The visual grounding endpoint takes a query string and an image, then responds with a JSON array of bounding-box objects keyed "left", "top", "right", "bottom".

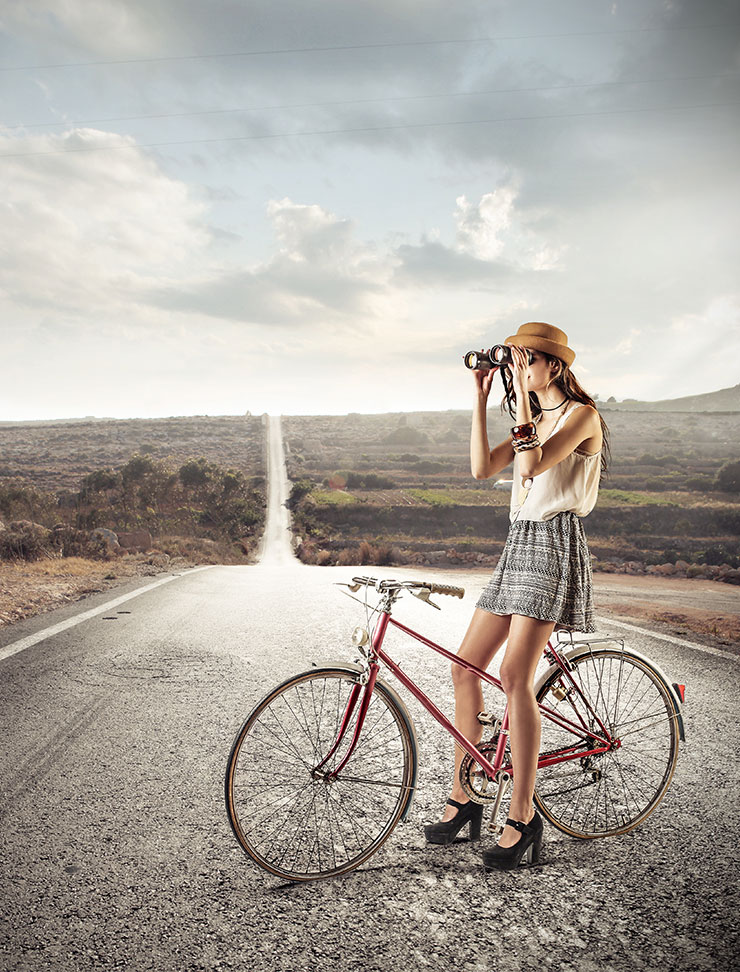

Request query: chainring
[{"left": 459, "top": 741, "right": 503, "bottom": 804}]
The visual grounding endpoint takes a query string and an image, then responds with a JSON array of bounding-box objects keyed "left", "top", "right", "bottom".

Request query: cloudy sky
[{"left": 1, "top": 0, "right": 739, "bottom": 420}]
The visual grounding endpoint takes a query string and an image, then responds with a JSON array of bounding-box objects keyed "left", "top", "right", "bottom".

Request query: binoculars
[{"left": 463, "top": 345, "right": 535, "bottom": 370}]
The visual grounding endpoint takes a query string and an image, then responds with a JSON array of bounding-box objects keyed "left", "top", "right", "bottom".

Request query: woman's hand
[
  {"left": 508, "top": 345, "right": 530, "bottom": 397},
  {"left": 472, "top": 350, "right": 498, "bottom": 399}
]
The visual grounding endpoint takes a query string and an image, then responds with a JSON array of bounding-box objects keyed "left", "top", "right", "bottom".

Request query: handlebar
[{"left": 348, "top": 576, "right": 465, "bottom": 599}]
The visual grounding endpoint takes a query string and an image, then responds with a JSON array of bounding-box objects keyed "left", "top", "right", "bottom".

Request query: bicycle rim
[
  {"left": 226, "top": 668, "right": 414, "bottom": 881},
  {"left": 534, "top": 648, "right": 679, "bottom": 838}
]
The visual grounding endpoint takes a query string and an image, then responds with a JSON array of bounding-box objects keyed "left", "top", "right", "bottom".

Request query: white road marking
[
  {"left": 0, "top": 566, "right": 216, "bottom": 663},
  {"left": 597, "top": 615, "right": 739, "bottom": 662}
]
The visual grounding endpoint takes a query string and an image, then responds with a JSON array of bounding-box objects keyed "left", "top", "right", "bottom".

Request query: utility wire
[
  {"left": 0, "top": 23, "right": 729, "bottom": 72},
  {"left": 1, "top": 99, "right": 737, "bottom": 160},
  {"left": 8, "top": 72, "right": 738, "bottom": 131}
]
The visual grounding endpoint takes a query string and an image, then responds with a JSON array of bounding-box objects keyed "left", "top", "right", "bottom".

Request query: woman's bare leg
[
  {"left": 440, "top": 608, "right": 511, "bottom": 822},
  {"left": 496, "top": 614, "right": 555, "bottom": 846}
]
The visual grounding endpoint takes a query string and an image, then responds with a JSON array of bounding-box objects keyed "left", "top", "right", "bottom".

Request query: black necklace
[{"left": 540, "top": 398, "right": 568, "bottom": 412}]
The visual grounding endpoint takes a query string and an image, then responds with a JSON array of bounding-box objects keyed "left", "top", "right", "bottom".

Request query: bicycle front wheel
[
  {"left": 225, "top": 667, "right": 416, "bottom": 881},
  {"left": 534, "top": 647, "right": 679, "bottom": 838}
]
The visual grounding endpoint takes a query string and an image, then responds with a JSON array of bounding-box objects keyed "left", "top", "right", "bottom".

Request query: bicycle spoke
[
  {"left": 226, "top": 670, "right": 413, "bottom": 879},
  {"left": 535, "top": 649, "right": 679, "bottom": 837}
]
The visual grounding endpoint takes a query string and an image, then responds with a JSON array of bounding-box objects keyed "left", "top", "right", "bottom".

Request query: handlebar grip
[{"left": 427, "top": 582, "right": 465, "bottom": 598}]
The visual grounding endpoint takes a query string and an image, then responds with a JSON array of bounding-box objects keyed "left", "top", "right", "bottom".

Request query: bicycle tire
[
  {"left": 225, "top": 666, "right": 416, "bottom": 881},
  {"left": 534, "top": 647, "right": 679, "bottom": 838}
]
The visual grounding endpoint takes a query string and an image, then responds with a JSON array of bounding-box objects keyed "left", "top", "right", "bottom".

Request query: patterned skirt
[{"left": 476, "top": 512, "right": 595, "bottom": 632}]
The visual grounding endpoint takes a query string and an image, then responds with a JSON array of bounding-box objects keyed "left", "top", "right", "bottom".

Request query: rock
[
  {"left": 720, "top": 568, "right": 740, "bottom": 585},
  {"left": 675, "top": 560, "right": 690, "bottom": 571},
  {"left": 91, "top": 528, "right": 121, "bottom": 556},
  {"left": 117, "top": 529, "right": 153, "bottom": 552},
  {"left": 91, "top": 527, "right": 119, "bottom": 545}
]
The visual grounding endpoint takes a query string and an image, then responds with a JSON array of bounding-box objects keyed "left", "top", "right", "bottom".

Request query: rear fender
[{"left": 535, "top": 644, "right": 686, "bottom": 743}]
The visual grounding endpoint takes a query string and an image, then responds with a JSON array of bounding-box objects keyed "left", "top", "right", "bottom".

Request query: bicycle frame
[{"left": 316, "top": 603, "right": 616, "bottom": 786}]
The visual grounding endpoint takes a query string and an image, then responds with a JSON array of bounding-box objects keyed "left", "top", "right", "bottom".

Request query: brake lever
[{"left": 411, "top": 588, "right": 441, "bottom": 610}]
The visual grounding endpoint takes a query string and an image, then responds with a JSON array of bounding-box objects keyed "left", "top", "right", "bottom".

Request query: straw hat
[{"left": 505, "top": 322, "right": 575, "bottom": 366}]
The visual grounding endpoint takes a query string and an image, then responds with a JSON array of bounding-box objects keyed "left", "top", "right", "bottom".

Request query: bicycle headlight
[{"left": 351, "top": 626, "right": 370, "bottom": 647}]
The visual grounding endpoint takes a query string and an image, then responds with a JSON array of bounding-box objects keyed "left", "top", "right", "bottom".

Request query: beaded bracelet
[{"left": 512, "top": 435, "right": 541, "bottom": 453}]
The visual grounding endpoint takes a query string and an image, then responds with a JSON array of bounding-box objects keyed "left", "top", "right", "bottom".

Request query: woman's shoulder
[{"left": 565, "top": 401, "right": 600, "bottom": 425}]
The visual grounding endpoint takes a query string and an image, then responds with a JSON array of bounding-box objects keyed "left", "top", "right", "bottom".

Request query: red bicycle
[{"left": 225, "top": 576, "right": 685, "bottom": 882}]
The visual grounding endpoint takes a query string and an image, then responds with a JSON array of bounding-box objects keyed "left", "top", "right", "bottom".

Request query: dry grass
[
  {"left": 11, "top": 556, "right": 113, "bottom": 578},
  {"left": 0, "top": 555, "right": 168, "bottom": 628}
]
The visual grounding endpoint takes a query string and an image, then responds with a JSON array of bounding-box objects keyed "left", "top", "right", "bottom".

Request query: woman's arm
[
  {"left": 508, "top": 344, "right": 602, "bottom": 477},
  {"left": 470, "top": 365, "right": 515, "bottom": 479},
  {"left": 516, "top": 405, "right": 601, "bottom": 477}
]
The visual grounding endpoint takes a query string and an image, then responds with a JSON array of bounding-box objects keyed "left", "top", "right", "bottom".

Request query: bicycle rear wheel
[
  {"left": 225, "top": 666, "right": 416, "bottom": 881},
  {"left": 534, "top": 647, "right": 679, "bottom": 838}
]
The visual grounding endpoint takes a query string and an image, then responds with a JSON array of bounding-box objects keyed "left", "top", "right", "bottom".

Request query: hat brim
[{"left": 504, "top": 334, "right": 575, "bottom": 366}]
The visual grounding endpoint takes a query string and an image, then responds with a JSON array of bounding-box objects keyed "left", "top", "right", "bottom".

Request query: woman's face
[{"left": 519, "top": 349, "right": 555, "bottom": 392}]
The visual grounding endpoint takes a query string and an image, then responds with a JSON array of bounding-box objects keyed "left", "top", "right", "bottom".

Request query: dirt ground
[
  {"left": 592, "top": 571, "right": 740, "bottom": 649},
  {"left": 0, "top": 556, "right": 186, "bottom": 628},
  {"left": 1, "top": 559, "right": 738, "bottom": 650}
]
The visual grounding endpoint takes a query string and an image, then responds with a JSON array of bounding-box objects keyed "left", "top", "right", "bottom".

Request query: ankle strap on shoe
[
  {"left": 504, "top": 817, "right": 528, "bottom": 833},
  {"left": 447, "top": 798, "right": 468, "bottom": 810}
]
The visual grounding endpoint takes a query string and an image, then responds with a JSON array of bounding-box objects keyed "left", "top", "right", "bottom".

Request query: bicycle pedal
[{"left": 477, "top": 711, "right": 495, "bottom": 726}]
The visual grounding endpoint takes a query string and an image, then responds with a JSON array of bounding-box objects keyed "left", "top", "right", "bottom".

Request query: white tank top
[{"left": 509, "top": 402, "right": 601, "bottom": 523}]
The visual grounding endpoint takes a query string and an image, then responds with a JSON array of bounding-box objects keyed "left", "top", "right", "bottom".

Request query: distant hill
[{"left": 603, "top": 383, "right": 740, "bottom": 413}]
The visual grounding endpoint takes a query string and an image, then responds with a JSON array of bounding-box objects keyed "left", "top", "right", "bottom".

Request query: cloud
[
  {"left": 394, "top": 184, "right": 564, "bottom": 287},
  {"left": 0, "top": 128, "right": 209, "bottom": 318},
  {"left": 455, "top": 187, "right": 566, "bottom": 269},
  {"left": 151, "top": 196, "right": 396, "bottom": 326},
  {"left": 578, "top": 295, "right": 740, "bottom": 401},
  {"left": 151, "top": 185, "right": 562, "bottom": 326},
  {"left": 455, "top": 186, "right": 515, "bottom": 261}
]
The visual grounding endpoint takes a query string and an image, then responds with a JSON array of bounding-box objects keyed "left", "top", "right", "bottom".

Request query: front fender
[{"left": 312, "top": 659, "right": 419, "bottom": 819}]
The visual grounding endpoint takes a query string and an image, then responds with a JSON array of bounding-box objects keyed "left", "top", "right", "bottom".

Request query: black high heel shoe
[
  {"left": 424, "top": 798, "right": 483, "bottom": 845},
  {"left": 482, "top": 809, "right": 543, "bottom": 870}
]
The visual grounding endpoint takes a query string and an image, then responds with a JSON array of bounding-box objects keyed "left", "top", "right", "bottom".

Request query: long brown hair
[{"left": 500, "top": 354, "right": 610, "bottom": 479}]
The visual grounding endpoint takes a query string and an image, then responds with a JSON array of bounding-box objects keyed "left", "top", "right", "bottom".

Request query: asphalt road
[{"left": 1, "top": 557, "right": 739, "bottom": 972}]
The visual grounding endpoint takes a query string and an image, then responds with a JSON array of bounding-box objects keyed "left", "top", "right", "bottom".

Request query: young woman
[{"left": 424, "top": 321, "right": 609, "bottom": 869}]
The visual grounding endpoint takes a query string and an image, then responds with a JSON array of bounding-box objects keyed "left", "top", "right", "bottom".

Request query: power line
[
  {"left": 1, "top": 99, "right": 737, "bottom": 160},
  {"left": 0, "top": 23, "right": 729, "bottom": 72},
  {"left": 8, "top": 72, "right": 738, "bottom": 131}
]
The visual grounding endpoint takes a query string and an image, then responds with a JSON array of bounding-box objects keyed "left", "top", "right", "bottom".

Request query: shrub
[
  {"left": 684, "top": 476, "right": 714, "bottom": 491},
  {"left": 287, "top": 479, "right": 314, "bottom": 509},
  {"left": 0, "top": 522, "right": 50, "bottom": 561},
  {"left": 344, "top": 472, "right": 397, "bottom": 489},
  {"left": 0, "top": 480, "right": 57, "bottom": 524},
  {"left": 48, "top": 526, "right": 109, "bottom": 560},
  {"left": 699, "top": 544, "right": 738, "bottom": 568},
  {"left": 715, "top": 460, "right": 740, "bottom": 493}
]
